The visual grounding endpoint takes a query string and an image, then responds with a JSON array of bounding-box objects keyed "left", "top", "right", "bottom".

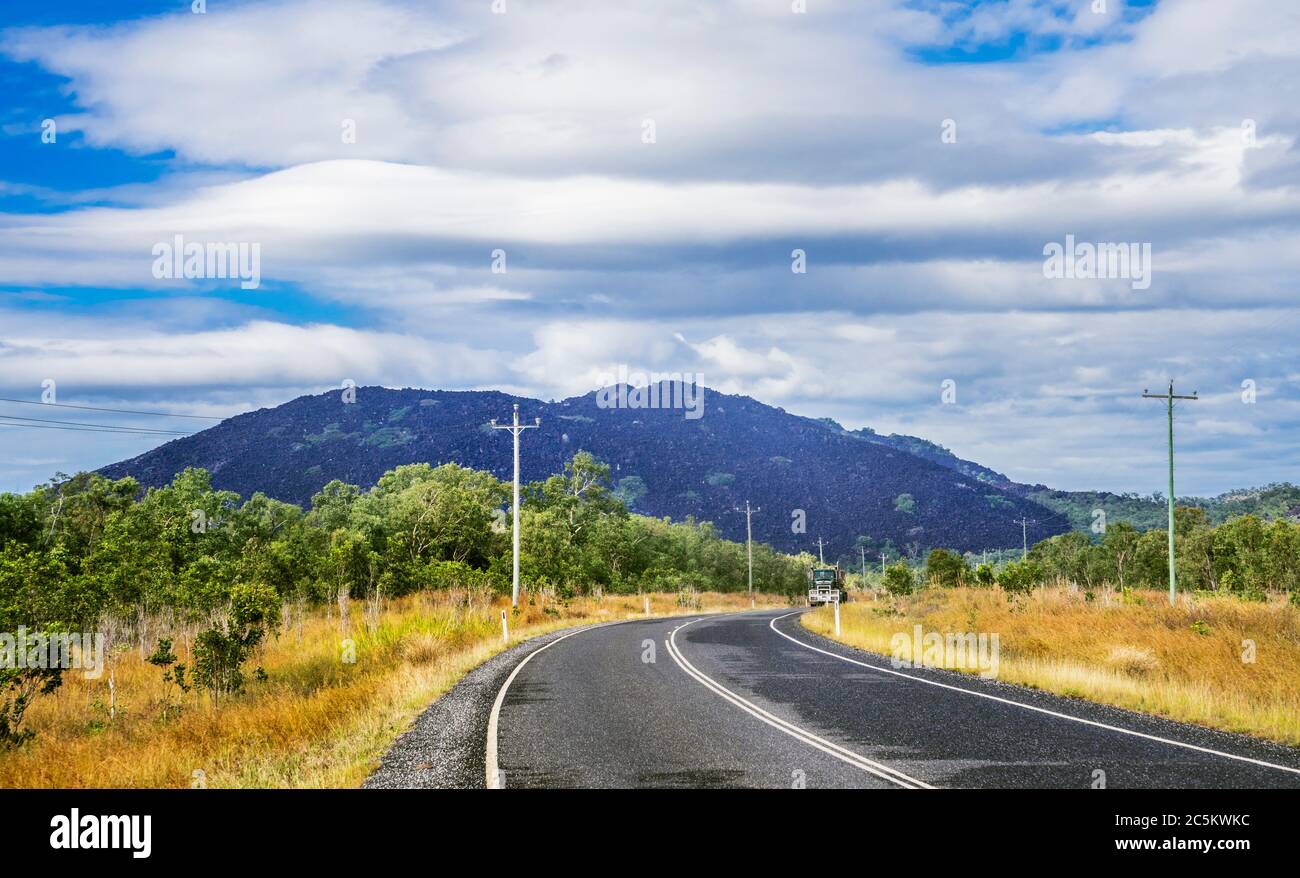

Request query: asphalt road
[{"left": 490, "top": 608, "right": 1300, "bottom": 789}]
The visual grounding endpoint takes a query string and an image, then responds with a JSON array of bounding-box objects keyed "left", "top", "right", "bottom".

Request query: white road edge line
[
  {"left": 666, "top": 618, "right": 933, "bottom": 789},
  {"left": 484, "top": 612, "right": 735, "bottom": 788},
  {"left": 485, "top": 625, "right": 597, "bottom": 789},
  {"left": 771, "top": 611, "right": 1300, "bottom": 777}
]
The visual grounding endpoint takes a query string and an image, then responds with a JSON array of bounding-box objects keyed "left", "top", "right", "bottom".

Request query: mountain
[
  {"left": 851, "top": 427, "right": 1014, "bottom": 487},
  {"left": 99, "top": 385, "right": 1070, "bottom": 557},
  {"left": 850, "top": 428, "right": 1300, "bottom": 531}
]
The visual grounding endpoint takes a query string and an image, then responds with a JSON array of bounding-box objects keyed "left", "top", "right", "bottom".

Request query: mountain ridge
[{"left": 99, "top": 384, "right": 1073, "bottom": 557}]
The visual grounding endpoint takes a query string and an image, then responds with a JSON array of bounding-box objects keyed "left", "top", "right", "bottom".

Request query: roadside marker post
[
  {"left": 501, "top": 609, "right": 508, "bottom": 643},
  {"left": 644, "top": 595, "right": 650, "bottom": 616},
  {"left": 834, "top": 597, "right": 841, "bottom": 637}
]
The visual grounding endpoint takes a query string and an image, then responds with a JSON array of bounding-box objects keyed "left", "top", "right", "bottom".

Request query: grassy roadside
[
  {"left": 802, "top": 587, "right": 1300, "bottom": 746},
  {"left": 0, "top": 590, "right": 788, "bottom": 788}
]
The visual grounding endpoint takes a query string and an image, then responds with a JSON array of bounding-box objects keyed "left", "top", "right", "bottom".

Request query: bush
[
  {"left": 882, "top": 562, "right": 915, "bottom": 596},
  {"left": 192, "top": 582, "right": 280, "bottom": 703},
  {"left": 973, "top": 563, "right": 995, "bottom": 586},
  {"left": 996, "top": 560, "right": 1044, "bottom": 594},
  {"left": 925, "top": 548, "right": 968, "bottom": 587}
]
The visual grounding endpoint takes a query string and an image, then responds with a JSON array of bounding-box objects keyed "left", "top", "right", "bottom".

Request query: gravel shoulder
[{"left": 363, "top": 624, "right": 600, "bottom": 789}]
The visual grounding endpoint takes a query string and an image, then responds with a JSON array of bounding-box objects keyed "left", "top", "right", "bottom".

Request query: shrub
[
  {"left": 996, "top": 560, "right": 1044, "bottom": 594},
  {"left": 192, "top": 582, "right": 280, "bottom": 704},
  {"left": 925, "top": 548, "right": 968, "bottom": 587},
  {"left": 882, "top": 563, "right": 915, "bottom": 596},
  {"left": 147, "top": 637, "right": 191, "bottom": 720}
]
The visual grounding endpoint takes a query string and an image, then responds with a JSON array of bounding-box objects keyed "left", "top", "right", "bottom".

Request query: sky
[{"left": 1, "top": 0, "right": 1299, "bottom": 497}]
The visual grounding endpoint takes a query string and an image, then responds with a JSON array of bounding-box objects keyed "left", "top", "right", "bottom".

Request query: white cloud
[
  {"left": 0, "top": 313, "right": 506, "bottom": 394},
  {"left": 5, "top": 0, "right": 1300, "bottom": 497}
]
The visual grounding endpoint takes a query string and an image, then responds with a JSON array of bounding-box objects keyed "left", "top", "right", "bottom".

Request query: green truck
[{"left": 807, "top": 564, "right": 847, "bottom": 606}]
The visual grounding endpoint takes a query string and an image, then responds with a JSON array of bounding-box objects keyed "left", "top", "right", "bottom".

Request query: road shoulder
[
  {"left": 363, "top": 625, "right": 600, "bottom": 789},
  {"left": 779, "top": 610, "right": 1300, "bottom": 777}
]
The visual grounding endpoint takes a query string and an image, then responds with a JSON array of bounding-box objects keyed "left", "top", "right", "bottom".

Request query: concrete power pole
[
  {"left": 1014, "top": 518, "right": 1031, "bottom": 561},
  {"left": 859, "top": 545, "right": 867, "bottom": 589},
  {"left": 735, "top": 501, "right": 760, "bottom": 608},
  {"left": 817, "top": 537, "right": 826, "bottom": 565},
  {"left": 490, "top": 403, "right": 540, "bottom": 607},
  {"left": 1143, "top": 381, "right": 1199, "bottom": 606}
]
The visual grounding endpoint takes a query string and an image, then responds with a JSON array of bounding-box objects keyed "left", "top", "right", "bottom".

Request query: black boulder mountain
[{"left": 100, "top": 385, "right": 1069, "bottom": 556}]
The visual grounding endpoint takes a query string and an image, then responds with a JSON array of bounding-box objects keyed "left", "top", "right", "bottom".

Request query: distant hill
[
  {"left": 99, "top": 385, "right": 1071, "bottom": 557},
  {"left": 852, "top": 426, "right": 1014, "bottom": 487},
  {"left": 1020, "top": 483, "right": 1300, "bottom": 532},
  {"left": 850, "top": 427, "right": 1300, "bottom": 531}
]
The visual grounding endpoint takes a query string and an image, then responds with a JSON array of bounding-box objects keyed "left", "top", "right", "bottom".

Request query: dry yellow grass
[
  {"left": 0, "top": 589, "right": 785, "bottom": 788},
  {"left": 803, "top": 587, "right": 1300, "bottom": 746}
]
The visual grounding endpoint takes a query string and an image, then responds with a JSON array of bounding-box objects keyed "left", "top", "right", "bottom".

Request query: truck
[{"left": 807, "top": 564, "right": 847, "bottom": 606}]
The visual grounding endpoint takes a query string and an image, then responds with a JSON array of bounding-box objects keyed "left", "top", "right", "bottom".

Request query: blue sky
[{"left": 2, "top": 0, "right": 1300, "bottom": 497}]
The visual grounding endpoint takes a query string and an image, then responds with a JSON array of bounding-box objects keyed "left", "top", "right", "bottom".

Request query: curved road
[{"left": 490, "top": 609, "right": 1300, "bottom": 789}]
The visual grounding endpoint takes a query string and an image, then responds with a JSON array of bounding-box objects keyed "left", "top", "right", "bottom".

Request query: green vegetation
[
  {"left": 363, "top": 427, "right": 416, "bottom": 448},
  {"left": 893, "top": 493, "right": 916, "bottom": 514},
  {"left": 0, "top": 454, "right": 804, "bottom": 747},
  {"left": 882, "top": 562, "right": 914, "bottom": 595},
  {"left": 1029, "top": 508, "right": 1300, "bottom": 599},
  {"left": 1028, "top": 483, "right": 1300, "bottom": 533},
  {"left": 875, "top": 505, "right": 1300, "bottom": 602},
  {"left": 924, "top": 548, "right": 967, "bottom": 587},
  {"left": 613, "top": 475, "right": 647, "bottom": 509}
]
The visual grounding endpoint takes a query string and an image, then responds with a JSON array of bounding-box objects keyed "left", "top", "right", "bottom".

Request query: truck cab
[{"left": 808, "top": 565, "right": 846, "bottom": 606}]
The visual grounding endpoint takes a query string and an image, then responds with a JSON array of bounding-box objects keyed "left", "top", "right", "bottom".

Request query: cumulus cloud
[{"left": 3, "top": 0, "right": 1300, "bottom": 495}]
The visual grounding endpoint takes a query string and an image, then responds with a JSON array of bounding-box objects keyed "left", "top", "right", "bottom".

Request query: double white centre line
[{"left": 665, "top": 617, "right": 932, "bottom": 789}]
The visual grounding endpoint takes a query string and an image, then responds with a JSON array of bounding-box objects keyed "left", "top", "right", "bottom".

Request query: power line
[
  {"left": 0, "top": 397, "right": 222, "bottom": 420},
  {"left": 0, "top": 414, "right": 191, "bottom": 435},
  {"left": 0, "top": 421, "right": 190, "bottom": 436}
]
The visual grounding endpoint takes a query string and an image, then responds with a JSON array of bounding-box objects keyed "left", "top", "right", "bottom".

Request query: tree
[
  {"left": 0, "top": 544, "right": 82, "bottom": 747},
  {"left": 192, "top": 582, "right": 280, "bottom": 704},
  {"left": 1100, "top": 521, "right": 1140, "bottom": 590},
  {"left": 526, "top": 452, "right": 622, "bottom": 546},
  {"left": 1029, "top": 531, "right": 1091, "bottom": 586},
  {"left": 613, "top": 476, "right": 648, "bottom": 510},
  {"left": 147, "top": 638, "right": 191, "bottom": 720},
  {"left": 882, "top": 562, "right": 914, "bottom": 596},
  {"left": 996, "top": 559, "right": 1043, "bottom": 594},
  {"left": 924, "top": 548, "right": 968, "bottom": 587}
]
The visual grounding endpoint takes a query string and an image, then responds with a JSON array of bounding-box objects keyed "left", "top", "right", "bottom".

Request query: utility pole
[
  {"left": 1143, "top": 381, "right": 1198, "bottom": 606},
  {"left": 1014, "top": 518, "right": 1031, "bottom": 561},
  {"left": 880, "top": 552, "right": 885, "bottom": 574},
  {"left": 859, "top": 545, "right": 867, "bottom": 588},
  {"left": 490, "top": 403, "right": 540, "bottom": 607},
  {"left": 734, "top": 501, "right": 760, "bottom": 607},
  {"left": 817, "top": 537, "right": 826, "bottom": 565}
]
